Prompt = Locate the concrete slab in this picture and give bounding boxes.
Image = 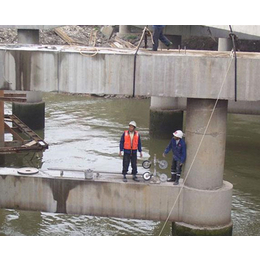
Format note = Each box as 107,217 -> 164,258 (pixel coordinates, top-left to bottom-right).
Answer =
0,167 -> 232,228
0,45 -> 259,102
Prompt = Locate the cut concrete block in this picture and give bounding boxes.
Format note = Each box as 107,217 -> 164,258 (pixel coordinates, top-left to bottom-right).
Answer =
101,26 -> 114,39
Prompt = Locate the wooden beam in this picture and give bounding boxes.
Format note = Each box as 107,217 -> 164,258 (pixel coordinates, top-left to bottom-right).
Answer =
54,28 -> 75,45
4,123 -> 24,143
0,97 -> 27,102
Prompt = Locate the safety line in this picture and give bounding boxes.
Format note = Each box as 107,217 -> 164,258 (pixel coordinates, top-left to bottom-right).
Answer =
158,52 -> 235,236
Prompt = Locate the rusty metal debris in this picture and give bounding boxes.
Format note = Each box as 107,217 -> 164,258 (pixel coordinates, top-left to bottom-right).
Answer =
0,90 -> 48,154
3,114 -> 48,154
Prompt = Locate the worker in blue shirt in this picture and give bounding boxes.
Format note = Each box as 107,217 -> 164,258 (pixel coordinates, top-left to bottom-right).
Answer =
152,25 -> 172,51
163,130 -> 186,185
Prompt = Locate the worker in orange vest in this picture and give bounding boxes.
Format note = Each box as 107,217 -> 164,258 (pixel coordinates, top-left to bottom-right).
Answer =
119,121 -> 143,182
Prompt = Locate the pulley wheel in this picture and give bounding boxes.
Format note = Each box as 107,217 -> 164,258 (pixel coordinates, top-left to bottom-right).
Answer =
159,173 -> 168,182
158,160 -> 168,170
143,172 -> 152,181
17,167 -> 39,175
142,160 -> 152,169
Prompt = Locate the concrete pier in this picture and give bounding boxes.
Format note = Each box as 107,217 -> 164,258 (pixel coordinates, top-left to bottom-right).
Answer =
18,29 -> 39,44
150,97 -> 183,138
12,91 -> 45,130
175,98 -> 232,235
218,38 -> 232,52
184,98 -> 228,190
117,25 -> 131,37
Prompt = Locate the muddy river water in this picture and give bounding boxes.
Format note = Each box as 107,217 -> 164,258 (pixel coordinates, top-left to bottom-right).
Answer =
0,92 -> 259,235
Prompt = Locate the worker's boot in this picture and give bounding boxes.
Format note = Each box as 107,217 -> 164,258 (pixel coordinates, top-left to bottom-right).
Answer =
167,42 -> 173,50
167,172 -> 176,182
123,175 -> 127,182
133,175 -> 140,182
174,174 -> 180,185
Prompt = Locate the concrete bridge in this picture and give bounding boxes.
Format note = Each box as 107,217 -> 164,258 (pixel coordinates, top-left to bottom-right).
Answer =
0,25 -> 260,235
1,44 -> 260,101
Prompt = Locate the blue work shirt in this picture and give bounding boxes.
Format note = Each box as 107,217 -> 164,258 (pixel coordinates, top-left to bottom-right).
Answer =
164,138 -> 186,163
152,25 -> 165,28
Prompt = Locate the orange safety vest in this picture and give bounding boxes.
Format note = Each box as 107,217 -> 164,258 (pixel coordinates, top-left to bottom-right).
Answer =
124,130 -> 139,150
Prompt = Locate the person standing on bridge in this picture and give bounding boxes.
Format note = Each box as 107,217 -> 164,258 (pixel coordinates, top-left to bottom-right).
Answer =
119,121 -> 143,182
163,130 -> 186,185
152,25 -> 172,51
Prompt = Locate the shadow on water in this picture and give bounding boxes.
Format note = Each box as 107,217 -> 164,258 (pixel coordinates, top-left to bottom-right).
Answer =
0,93 -> 260,235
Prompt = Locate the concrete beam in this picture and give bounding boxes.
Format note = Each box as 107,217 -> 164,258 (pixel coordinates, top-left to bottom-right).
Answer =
0,168 -> 232,228
1,45 -> 260,102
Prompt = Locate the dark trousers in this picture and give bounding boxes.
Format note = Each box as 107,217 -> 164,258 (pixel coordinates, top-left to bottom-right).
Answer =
122,152 -> 137,176
153,27 -> 171,51
171,158 -> 182,177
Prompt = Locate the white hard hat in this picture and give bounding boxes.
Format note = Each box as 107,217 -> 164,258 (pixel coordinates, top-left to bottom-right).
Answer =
173,130 -> 183,139
129,121 -> 137,128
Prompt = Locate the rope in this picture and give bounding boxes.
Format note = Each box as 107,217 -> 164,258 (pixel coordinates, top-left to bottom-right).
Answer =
133,27 -> 148,97
158,52 -> 235,236
78,47 -> 99,57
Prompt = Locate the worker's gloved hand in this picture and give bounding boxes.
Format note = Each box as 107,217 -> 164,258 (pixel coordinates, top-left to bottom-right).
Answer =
162,153 -> 166,158
119,151 -> 122,157
140,152 -> 143,158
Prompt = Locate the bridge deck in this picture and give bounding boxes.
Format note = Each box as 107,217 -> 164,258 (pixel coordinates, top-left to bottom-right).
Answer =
0,45 -> 260,101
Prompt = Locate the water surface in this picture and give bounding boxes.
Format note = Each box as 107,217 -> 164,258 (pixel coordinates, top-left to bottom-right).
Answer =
0,93 -> 259,235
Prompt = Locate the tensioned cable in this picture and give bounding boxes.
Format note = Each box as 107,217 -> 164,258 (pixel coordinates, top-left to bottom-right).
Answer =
229,25 -> 238,102
158,51 -> 235,236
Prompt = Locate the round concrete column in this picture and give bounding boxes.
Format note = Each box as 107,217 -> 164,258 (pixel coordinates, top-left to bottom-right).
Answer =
117,25 -> 132,37
218,38 -> 232,51
12,91 -> 45,130
119,25 -> 131,34
150,97 -> 183,139
18,29 -> 39,44
183,98 -> 228,190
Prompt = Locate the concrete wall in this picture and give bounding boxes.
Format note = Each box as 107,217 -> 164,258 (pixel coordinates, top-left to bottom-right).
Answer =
0,168 -> 232,228
1,46 -> 260,102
